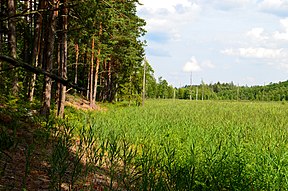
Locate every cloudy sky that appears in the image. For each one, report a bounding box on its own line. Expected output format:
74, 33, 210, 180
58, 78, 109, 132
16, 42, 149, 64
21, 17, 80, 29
137, 0, 288, 87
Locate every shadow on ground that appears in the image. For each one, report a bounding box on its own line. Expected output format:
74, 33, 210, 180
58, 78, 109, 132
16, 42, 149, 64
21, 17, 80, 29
0, 103, 107, 190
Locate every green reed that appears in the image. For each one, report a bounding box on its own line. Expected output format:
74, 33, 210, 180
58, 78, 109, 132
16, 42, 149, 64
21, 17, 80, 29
63, 100, 288, 190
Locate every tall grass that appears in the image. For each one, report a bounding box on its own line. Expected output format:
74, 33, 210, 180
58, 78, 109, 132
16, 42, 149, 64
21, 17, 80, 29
64, 100, 288, 190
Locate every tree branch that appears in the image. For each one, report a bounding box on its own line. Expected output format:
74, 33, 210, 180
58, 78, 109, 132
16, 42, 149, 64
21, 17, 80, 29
0, 66, 19, 73
0, 55, 86, 91
1, 3, 78, 22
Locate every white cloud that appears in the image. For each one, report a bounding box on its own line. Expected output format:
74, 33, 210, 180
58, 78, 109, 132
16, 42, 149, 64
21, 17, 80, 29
246, 27, 268, 41
258, 0, 288, 16
279, 17, 288, 29
138, 1, 201, 44
279, 63, 288, 70
259, 0, 287, 9
138, 1, 201, 28
245, 18, 288, 43
217, 0, 254, 7
222, 47, 288, 59
273, 18, 288, 40
144, 18, 168, 31
274, 32, 288, 40
183, 57, 202, 72
170, 29, 182, 41
138, 0, 195, 13
202, 60, 216, 69
137, 0, 288, 86
243, 76, 256, 84
198, 0, 258, 11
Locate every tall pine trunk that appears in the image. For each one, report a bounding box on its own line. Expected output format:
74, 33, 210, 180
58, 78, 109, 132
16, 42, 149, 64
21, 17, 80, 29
28, 0, 44, 101
0, 1, 3, 81
41, 0, 58, 117
22, 0, 32, 95
99, 58, 106, 101
89, 38, 94, 106
108, 59, 112, 102
57, 0, 68, 117
7, 0, 18, 96
92, 22, 102, 105
74, 43, 79, 84
23, 0, 29, 63
56, 40, 61, 103
85, 51, 90, 99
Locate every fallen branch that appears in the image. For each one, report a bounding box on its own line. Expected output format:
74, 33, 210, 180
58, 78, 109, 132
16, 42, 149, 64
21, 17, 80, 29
0, 66, 19, 73
0, 55, 86, 91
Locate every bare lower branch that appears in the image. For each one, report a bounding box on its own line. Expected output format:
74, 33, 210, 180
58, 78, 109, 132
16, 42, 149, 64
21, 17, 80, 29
0, 55, 86, 91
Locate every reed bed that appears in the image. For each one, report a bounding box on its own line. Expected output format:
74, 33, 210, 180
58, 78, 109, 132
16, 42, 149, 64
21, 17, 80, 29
63, 100, 288, 190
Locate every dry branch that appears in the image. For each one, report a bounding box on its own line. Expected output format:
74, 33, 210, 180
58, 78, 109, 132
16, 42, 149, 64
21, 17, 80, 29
0, 55, 86, 91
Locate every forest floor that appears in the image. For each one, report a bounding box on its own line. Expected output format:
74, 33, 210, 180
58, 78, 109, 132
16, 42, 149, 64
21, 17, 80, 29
0, 110, 51, 190
0, 96, 108, 190
65, 94, 107, 112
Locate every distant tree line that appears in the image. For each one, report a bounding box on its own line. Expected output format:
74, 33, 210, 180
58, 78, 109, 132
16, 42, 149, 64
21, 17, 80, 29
148, 80, 288, 101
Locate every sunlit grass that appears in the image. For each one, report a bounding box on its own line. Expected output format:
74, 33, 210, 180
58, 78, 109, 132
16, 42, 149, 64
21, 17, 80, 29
65, 99, 288, 190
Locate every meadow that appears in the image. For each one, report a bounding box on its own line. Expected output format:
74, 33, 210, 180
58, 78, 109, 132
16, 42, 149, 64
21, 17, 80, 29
62, 99, 288, 190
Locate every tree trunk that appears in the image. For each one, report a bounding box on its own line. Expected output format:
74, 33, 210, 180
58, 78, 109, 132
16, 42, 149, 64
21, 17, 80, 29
39, 2, 47, 72
107, 59, 112, 102
74, 43, 79, 84
57, 0, 68, 118
55, 39, 61, 103
23, 0, 30, 63
92, 22, 102, 104
7, 0, 18, 96
99, 58, 107, 101
28, 0, 44, 101
41, 0, 58, 117
89, 38, 94, 106
0, 0, 3, 78
84, 50, 91, 100
21, 0, 31, 95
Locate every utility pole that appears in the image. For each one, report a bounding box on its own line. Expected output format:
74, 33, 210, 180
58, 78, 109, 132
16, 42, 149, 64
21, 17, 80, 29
142, 58, 146, 106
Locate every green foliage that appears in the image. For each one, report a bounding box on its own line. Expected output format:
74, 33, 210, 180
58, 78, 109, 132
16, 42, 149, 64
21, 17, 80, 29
1, 0, 148, 112
176, 80, 288, 101
69, 0, 147, 102
2, 94, 288, 189
61, 100, 288, 190
144, 76, 175, 99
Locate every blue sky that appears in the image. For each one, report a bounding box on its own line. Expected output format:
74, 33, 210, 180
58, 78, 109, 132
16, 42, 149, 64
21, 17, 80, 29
137, 0, 288, 87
